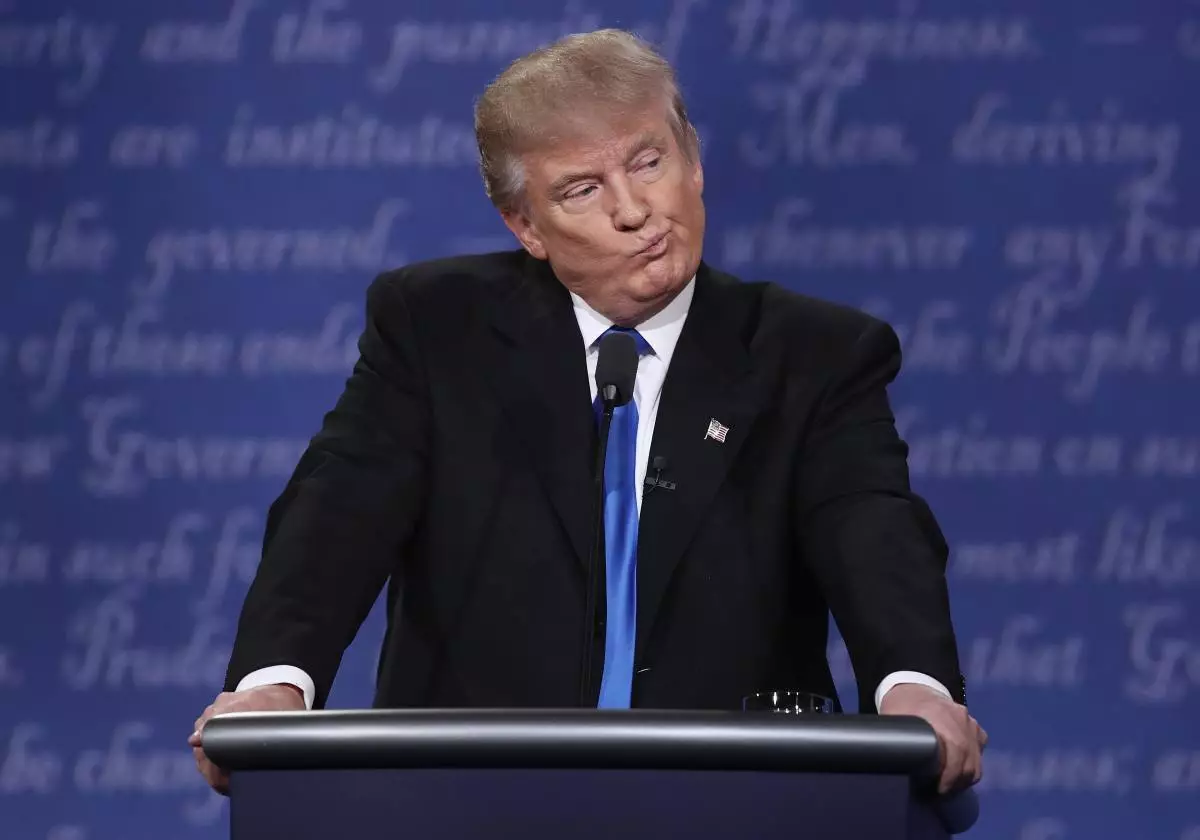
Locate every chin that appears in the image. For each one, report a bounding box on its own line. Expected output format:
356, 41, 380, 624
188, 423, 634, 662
635, 258, 688, 300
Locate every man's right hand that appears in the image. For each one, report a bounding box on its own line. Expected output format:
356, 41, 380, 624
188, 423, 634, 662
189, 684, 306, 795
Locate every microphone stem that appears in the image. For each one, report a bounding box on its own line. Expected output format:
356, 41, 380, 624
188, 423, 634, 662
580, 400, 615, 706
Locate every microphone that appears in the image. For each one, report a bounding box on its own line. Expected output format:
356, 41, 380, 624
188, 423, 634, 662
580, 331, 639, 706
594, 331, 637, 406
644, 455, 675, 493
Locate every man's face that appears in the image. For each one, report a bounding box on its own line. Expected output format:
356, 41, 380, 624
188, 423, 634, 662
502, 106, 705, 325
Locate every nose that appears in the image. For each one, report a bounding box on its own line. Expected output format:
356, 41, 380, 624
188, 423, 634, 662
607, 176, 649, 231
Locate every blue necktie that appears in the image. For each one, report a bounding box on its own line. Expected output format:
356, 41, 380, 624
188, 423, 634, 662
593, 326, 652, 709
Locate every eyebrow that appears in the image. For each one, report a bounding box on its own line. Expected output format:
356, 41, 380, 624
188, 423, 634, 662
546, 132, 666, 197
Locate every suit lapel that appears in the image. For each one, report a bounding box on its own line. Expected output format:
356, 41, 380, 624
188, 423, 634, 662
485, 254, 595, 570
636, 264, 764, 660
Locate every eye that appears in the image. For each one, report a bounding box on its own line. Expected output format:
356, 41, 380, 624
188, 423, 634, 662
565, 184, 597, 201
638, 154, 662, 170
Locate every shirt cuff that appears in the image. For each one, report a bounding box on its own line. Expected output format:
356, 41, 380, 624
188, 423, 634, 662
875, 671, 953, 711
236, 665, 315, 710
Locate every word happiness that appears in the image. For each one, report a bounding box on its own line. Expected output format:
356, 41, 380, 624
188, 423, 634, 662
6, 0, 1196, 109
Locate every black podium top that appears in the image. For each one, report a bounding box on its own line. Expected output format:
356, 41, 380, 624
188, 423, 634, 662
201, 708, 942, 777
203, 709, 979, 834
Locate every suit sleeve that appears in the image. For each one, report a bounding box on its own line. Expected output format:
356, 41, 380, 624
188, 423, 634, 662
795, 318, 965, 713
223, 271, 430, 709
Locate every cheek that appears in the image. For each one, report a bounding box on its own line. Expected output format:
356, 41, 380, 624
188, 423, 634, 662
560, 221, 621, 255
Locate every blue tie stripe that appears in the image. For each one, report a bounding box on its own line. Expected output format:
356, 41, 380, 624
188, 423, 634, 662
593, 326, 650, 708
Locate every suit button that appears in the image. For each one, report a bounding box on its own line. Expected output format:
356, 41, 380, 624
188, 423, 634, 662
635, 664, 651, 676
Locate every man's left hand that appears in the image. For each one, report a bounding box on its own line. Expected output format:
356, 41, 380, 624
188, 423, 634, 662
880, 683, 987, 794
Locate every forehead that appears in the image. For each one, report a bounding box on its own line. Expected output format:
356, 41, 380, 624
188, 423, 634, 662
524, 110, 674, 176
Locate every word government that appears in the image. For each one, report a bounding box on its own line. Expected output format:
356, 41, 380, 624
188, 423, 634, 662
1125, 602, 1198, 704
81, 396, 307, 498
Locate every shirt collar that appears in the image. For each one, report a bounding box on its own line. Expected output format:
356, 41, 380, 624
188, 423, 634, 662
570, 275, 695, 367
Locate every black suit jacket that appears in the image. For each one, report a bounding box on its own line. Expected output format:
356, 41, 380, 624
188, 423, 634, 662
224, 250, 965, 712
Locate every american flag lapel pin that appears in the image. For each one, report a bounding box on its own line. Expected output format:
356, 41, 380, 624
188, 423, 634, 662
704, 418, 729, 443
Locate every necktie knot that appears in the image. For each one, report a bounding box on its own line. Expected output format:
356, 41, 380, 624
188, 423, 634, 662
599, 326, 653, 358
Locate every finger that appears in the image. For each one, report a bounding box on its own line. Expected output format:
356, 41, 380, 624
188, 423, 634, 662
200, 757, 230, 795
210, 766, 231, 797
940, 741, 968, 794
962, 740, 980, 786
193, 705, 214, 732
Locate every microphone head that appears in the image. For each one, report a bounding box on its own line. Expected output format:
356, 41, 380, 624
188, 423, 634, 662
595, 331, 638, 407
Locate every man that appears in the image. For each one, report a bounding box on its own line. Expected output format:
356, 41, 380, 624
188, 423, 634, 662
192, 29, 986, 796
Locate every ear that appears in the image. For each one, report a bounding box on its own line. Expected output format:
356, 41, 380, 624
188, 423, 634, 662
690, 156, 704, 195
501, 207, 547, 260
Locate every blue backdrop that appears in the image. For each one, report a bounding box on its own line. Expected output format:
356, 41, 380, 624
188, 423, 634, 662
2, 1, 1198, 838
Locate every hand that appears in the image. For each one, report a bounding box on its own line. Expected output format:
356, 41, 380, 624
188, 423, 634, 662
879, 683, 987, 794
188, 684, 306, 795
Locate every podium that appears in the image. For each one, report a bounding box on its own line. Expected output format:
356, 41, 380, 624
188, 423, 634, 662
201, 709, 979, 839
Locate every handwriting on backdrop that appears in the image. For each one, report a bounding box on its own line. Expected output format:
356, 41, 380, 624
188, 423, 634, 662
0, 0, 709, 109
18, 197, 411, 296
3, 298, 364, 408
62, 585, 233, 692
0, 406, 311, 493
833, 604, 1198, 700
1018, 820, 1200, 840
0, 722, 224, 825
0, 508, 262, 603
958, 603, 1200, 703
952, 503, 1200, 586
726, 172, 1196, 278
894, 412, 1200, 479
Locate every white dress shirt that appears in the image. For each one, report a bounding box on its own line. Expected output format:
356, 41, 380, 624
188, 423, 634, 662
237, 276, 951, 710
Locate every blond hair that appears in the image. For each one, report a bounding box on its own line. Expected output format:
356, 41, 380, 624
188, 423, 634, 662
473, 29, 698, 210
